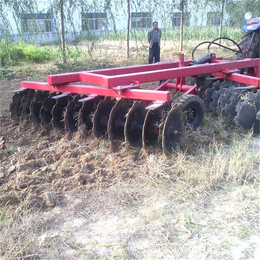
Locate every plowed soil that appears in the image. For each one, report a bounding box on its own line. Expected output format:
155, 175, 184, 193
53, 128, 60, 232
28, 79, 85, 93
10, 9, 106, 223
0, 65, 259, 259
0, 77, 146, 209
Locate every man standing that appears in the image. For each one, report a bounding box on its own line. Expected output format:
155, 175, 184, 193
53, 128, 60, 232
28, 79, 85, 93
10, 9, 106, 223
148, 21, 162, 64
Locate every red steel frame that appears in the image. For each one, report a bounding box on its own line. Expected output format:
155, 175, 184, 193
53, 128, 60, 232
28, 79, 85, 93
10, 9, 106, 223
21, 54, 260, 103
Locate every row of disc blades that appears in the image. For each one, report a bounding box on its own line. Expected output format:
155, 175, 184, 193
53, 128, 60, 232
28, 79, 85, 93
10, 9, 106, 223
10, 90, 184, 155
205, 80, 260, 134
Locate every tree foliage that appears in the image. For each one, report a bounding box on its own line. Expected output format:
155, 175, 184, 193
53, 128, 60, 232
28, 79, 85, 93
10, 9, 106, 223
0, 0, 258, 63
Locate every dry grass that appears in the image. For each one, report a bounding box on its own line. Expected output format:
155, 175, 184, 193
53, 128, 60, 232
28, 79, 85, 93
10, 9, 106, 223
1, 125, 259, 259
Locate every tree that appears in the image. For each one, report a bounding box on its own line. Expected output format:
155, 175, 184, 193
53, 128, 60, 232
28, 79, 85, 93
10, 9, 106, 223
0, 0, 37, 40
126, 0, 130, 59
218, 0, 225, 44
179, 0, 184, 51
170, 0, 191, 52
225, 0, 260, 26
60, 0, 66, 63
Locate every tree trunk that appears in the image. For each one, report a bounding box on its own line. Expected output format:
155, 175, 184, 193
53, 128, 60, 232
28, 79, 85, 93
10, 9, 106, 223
60, 0, 66, 63
179, 0, 184, 52
126, 0, 130, 59
218, 0, 225, 45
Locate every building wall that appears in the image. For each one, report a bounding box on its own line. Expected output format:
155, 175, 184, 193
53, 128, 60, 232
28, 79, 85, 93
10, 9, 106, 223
1, 0, 229, 44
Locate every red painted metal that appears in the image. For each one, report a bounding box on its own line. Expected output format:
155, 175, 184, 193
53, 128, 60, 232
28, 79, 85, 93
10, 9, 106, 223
20, 55, 260, 104
102, 59, 259, 88
212, 72, 260, 87
165, 82, 197, 92
47, 58, 259, 88
21, 81, 171, 102
47, 61, 193, 86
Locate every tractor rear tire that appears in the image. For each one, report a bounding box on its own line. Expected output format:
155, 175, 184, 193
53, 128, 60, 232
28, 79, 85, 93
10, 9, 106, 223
237, 31, 260, 59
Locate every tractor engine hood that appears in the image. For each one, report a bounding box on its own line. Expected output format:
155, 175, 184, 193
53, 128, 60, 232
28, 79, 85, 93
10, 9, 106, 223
242, 17, 260, 31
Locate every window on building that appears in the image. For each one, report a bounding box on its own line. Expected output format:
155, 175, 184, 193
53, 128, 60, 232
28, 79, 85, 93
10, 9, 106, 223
21, 13, 52, 33
207, 12, 220, 26
131, 12, 152, 29
172, 12, 190, 27
82, 13, 107, 31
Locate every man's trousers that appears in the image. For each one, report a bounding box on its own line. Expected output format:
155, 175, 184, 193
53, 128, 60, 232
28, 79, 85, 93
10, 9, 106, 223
148, 42, 160, 64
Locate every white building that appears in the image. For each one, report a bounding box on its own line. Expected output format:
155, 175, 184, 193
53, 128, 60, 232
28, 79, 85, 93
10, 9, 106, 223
2, 0, 228, 44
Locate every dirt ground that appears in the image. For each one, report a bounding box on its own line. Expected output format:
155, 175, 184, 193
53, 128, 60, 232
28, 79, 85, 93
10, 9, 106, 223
0, 42, 260, 259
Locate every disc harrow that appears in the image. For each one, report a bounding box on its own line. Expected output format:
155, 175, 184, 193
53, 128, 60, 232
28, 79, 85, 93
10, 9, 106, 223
10, 52, 260, 155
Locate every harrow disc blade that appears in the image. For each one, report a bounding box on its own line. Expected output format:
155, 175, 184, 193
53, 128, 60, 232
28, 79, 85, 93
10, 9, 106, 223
40, 93, 57, 127
142, 109, 163, 150
235, 91, 260, 134
204, 80, 221, 111
224, 88, 246, 125
29, 91, 49, 124
142, 102, 171, 150
10, 90, 30, 118
64, 95, 84, 133
217, 87, 234, 116
78, 97, 103, 132
93, 97, 116, 138
124, 101, 147, 147
108, 99, 132, 143
162, 104, 184, 156
175, 94, 205, 129
51, 95, 72, 129
20, 90, 37, 120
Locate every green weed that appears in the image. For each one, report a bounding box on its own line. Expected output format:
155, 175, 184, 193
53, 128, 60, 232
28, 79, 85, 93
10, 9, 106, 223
0, 207, 5, 222
220, 240, 230, 249
23, 44, 52, 63
8, 145, 18, 154
236, 225, 248, 240
0, 40, 25, 66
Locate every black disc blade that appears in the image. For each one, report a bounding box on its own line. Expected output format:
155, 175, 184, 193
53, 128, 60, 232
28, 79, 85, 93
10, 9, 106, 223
52, 95, 72, 129
40, 93, 57, 127
142, 108, 163, 149
93, 97, 116, 138
78, 97, 103, 132
235, 91, 260, 134
108, 99, 132, 142
20, 90, 36, 120
124, 101, 147, 147
10, 90, 30, 118
162, 104, 184, 156
142, 102, 172, 150
29, 91, 49, 124
64, 95, 84, 133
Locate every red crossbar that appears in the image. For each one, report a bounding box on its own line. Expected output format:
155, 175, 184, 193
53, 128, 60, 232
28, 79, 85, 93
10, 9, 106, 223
21, 81, 171, 102
212, 72, 260, 87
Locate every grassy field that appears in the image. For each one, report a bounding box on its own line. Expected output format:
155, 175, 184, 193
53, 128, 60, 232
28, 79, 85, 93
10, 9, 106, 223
0, 26, 243, 69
